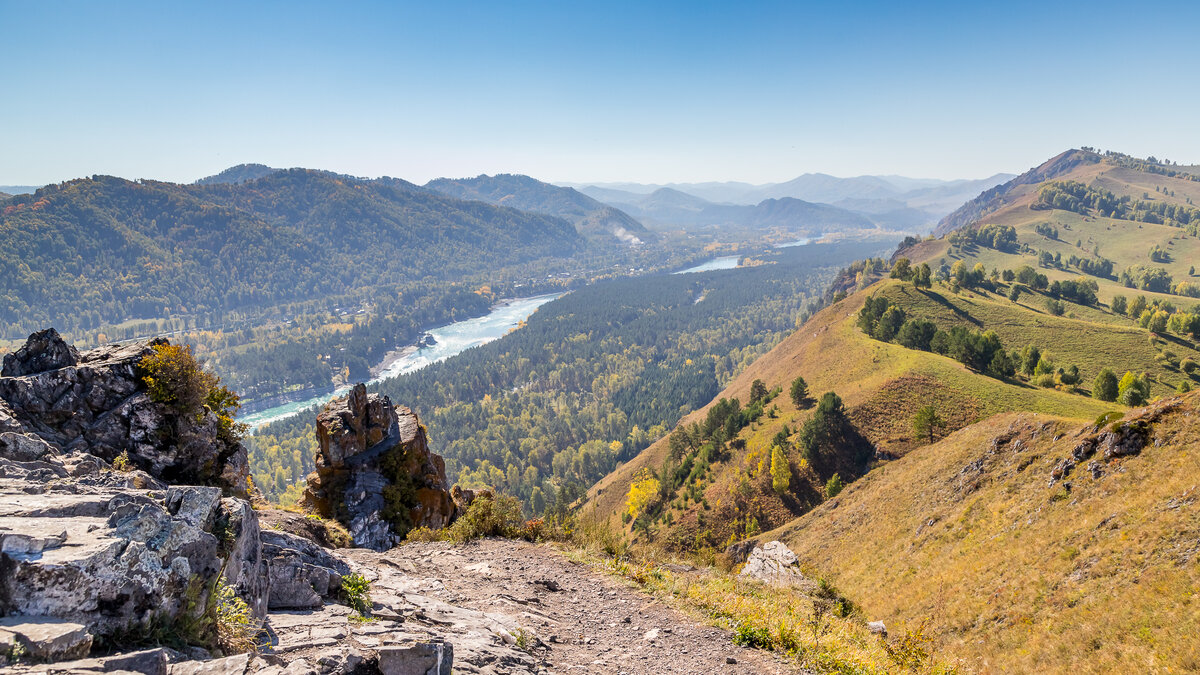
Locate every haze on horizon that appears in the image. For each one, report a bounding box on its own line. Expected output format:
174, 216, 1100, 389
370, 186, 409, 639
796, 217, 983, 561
2, 0, 1198, 187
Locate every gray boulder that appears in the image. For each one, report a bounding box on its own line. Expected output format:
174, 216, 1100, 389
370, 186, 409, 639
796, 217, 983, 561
738, 541, 816, 590
0, 481, 268, 642
0, 616, 93, 662
262, 530, 350, 610
1, 328, 80, 377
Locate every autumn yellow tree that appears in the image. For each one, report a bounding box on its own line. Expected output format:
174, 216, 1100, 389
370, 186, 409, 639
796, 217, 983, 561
625, 469, 660, 520
770, 445, 790, 495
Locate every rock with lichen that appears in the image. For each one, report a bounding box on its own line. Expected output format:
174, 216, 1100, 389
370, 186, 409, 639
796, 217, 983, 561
301, 383, 457, 551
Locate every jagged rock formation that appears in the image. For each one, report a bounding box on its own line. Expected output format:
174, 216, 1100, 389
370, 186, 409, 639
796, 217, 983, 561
302, 384, 457, 551
0, 329, 248, 495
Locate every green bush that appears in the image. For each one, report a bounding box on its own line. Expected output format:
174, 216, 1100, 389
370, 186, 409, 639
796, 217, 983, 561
447, 492, 526, 542
340, 573, 372, 617
825, 473, 844, 499
732, 623, 775, 649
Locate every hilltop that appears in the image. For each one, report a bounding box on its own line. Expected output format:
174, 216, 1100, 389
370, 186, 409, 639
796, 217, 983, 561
194, 163, 280, 185
425, 173, 654, 244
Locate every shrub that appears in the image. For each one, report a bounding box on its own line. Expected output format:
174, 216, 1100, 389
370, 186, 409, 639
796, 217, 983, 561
215, 580, 257, 654
140, 343, 215, 414
1093, 368, 1119, 402
112, 450, 133, 472
1034, 374, 1057, 388
340, 573, 372, 617
139, 342, 246, 444
732, 623, 775, 649
825, 473, 844, 499
447, 492, 526, 542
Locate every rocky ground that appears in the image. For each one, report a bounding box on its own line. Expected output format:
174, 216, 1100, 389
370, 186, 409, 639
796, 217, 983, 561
0, 330, 805, 674
266, 537, 798, 674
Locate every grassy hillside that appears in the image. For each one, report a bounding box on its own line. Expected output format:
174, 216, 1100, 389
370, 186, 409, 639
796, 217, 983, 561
585, 281, 1115, 552
587, 149, 1200, 557
767, 392, 1200, 673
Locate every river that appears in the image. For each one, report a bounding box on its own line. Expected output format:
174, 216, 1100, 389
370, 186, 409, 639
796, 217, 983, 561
672, 237, 810, 274
672, 255, 740, 274
239, 293, 562, 429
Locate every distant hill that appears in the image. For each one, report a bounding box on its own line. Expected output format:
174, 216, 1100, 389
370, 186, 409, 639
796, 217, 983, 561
425, 173, 653, 244
583, 186, 874, 234
0, 170, 582, 336
698, 196, 875, 231
195, 163, 280, 185
0, 185, 40, 196
573, 172, 1013, 231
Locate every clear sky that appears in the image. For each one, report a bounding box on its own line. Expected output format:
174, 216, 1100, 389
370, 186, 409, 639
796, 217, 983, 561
2, 0, 1198, 186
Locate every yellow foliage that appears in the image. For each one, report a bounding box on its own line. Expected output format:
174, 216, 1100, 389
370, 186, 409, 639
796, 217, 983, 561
626, 471, 660, 520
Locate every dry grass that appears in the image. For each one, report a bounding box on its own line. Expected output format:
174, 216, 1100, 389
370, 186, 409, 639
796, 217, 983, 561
769, 391, 1200, 674
560, 530, 964, 674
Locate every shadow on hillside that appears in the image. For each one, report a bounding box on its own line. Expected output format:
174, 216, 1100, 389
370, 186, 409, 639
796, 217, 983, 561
920, 289, 983, 327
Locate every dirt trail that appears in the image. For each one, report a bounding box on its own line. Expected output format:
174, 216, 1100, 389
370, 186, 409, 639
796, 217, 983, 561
342, 538, 799, 674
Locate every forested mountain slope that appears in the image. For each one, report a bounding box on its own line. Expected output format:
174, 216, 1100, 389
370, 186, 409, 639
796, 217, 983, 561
425, 173, 653, 244
0, 170, 582, 336
248, 241, 886, 505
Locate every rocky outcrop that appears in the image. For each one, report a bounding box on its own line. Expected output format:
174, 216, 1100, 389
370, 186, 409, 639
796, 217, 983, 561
1, 329, 80, 377
737, 541, 816, 590
0, 477, 269, 640
302, 384, 457, 551
0, 330, 248, 495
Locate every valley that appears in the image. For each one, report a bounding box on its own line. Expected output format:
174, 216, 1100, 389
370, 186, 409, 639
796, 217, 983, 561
3, 148, 1199, 674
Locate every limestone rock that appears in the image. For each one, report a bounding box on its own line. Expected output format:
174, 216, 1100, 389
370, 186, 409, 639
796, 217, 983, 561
0, 616, 92, 662
867, 620, 887, 637
0, 332, 249, 495
738, 541, 815, 589
21, 647, 174, 674
1, 328, 80, 377
301, 384, 456, 551
377, 641, 453, 675
0, 481, 267, 640
262, 530, 350, 610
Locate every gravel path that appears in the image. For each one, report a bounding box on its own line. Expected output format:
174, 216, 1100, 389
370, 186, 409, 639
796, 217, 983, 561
346, 538, 799, 674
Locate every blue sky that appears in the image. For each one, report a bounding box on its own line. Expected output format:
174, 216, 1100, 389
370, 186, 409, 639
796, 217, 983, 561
2, 0, 1198, 185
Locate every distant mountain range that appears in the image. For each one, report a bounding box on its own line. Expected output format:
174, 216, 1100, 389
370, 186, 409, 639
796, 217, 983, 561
424, 173, 654, 245
569, 172, 1014, 231
599, 188, 874, 233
